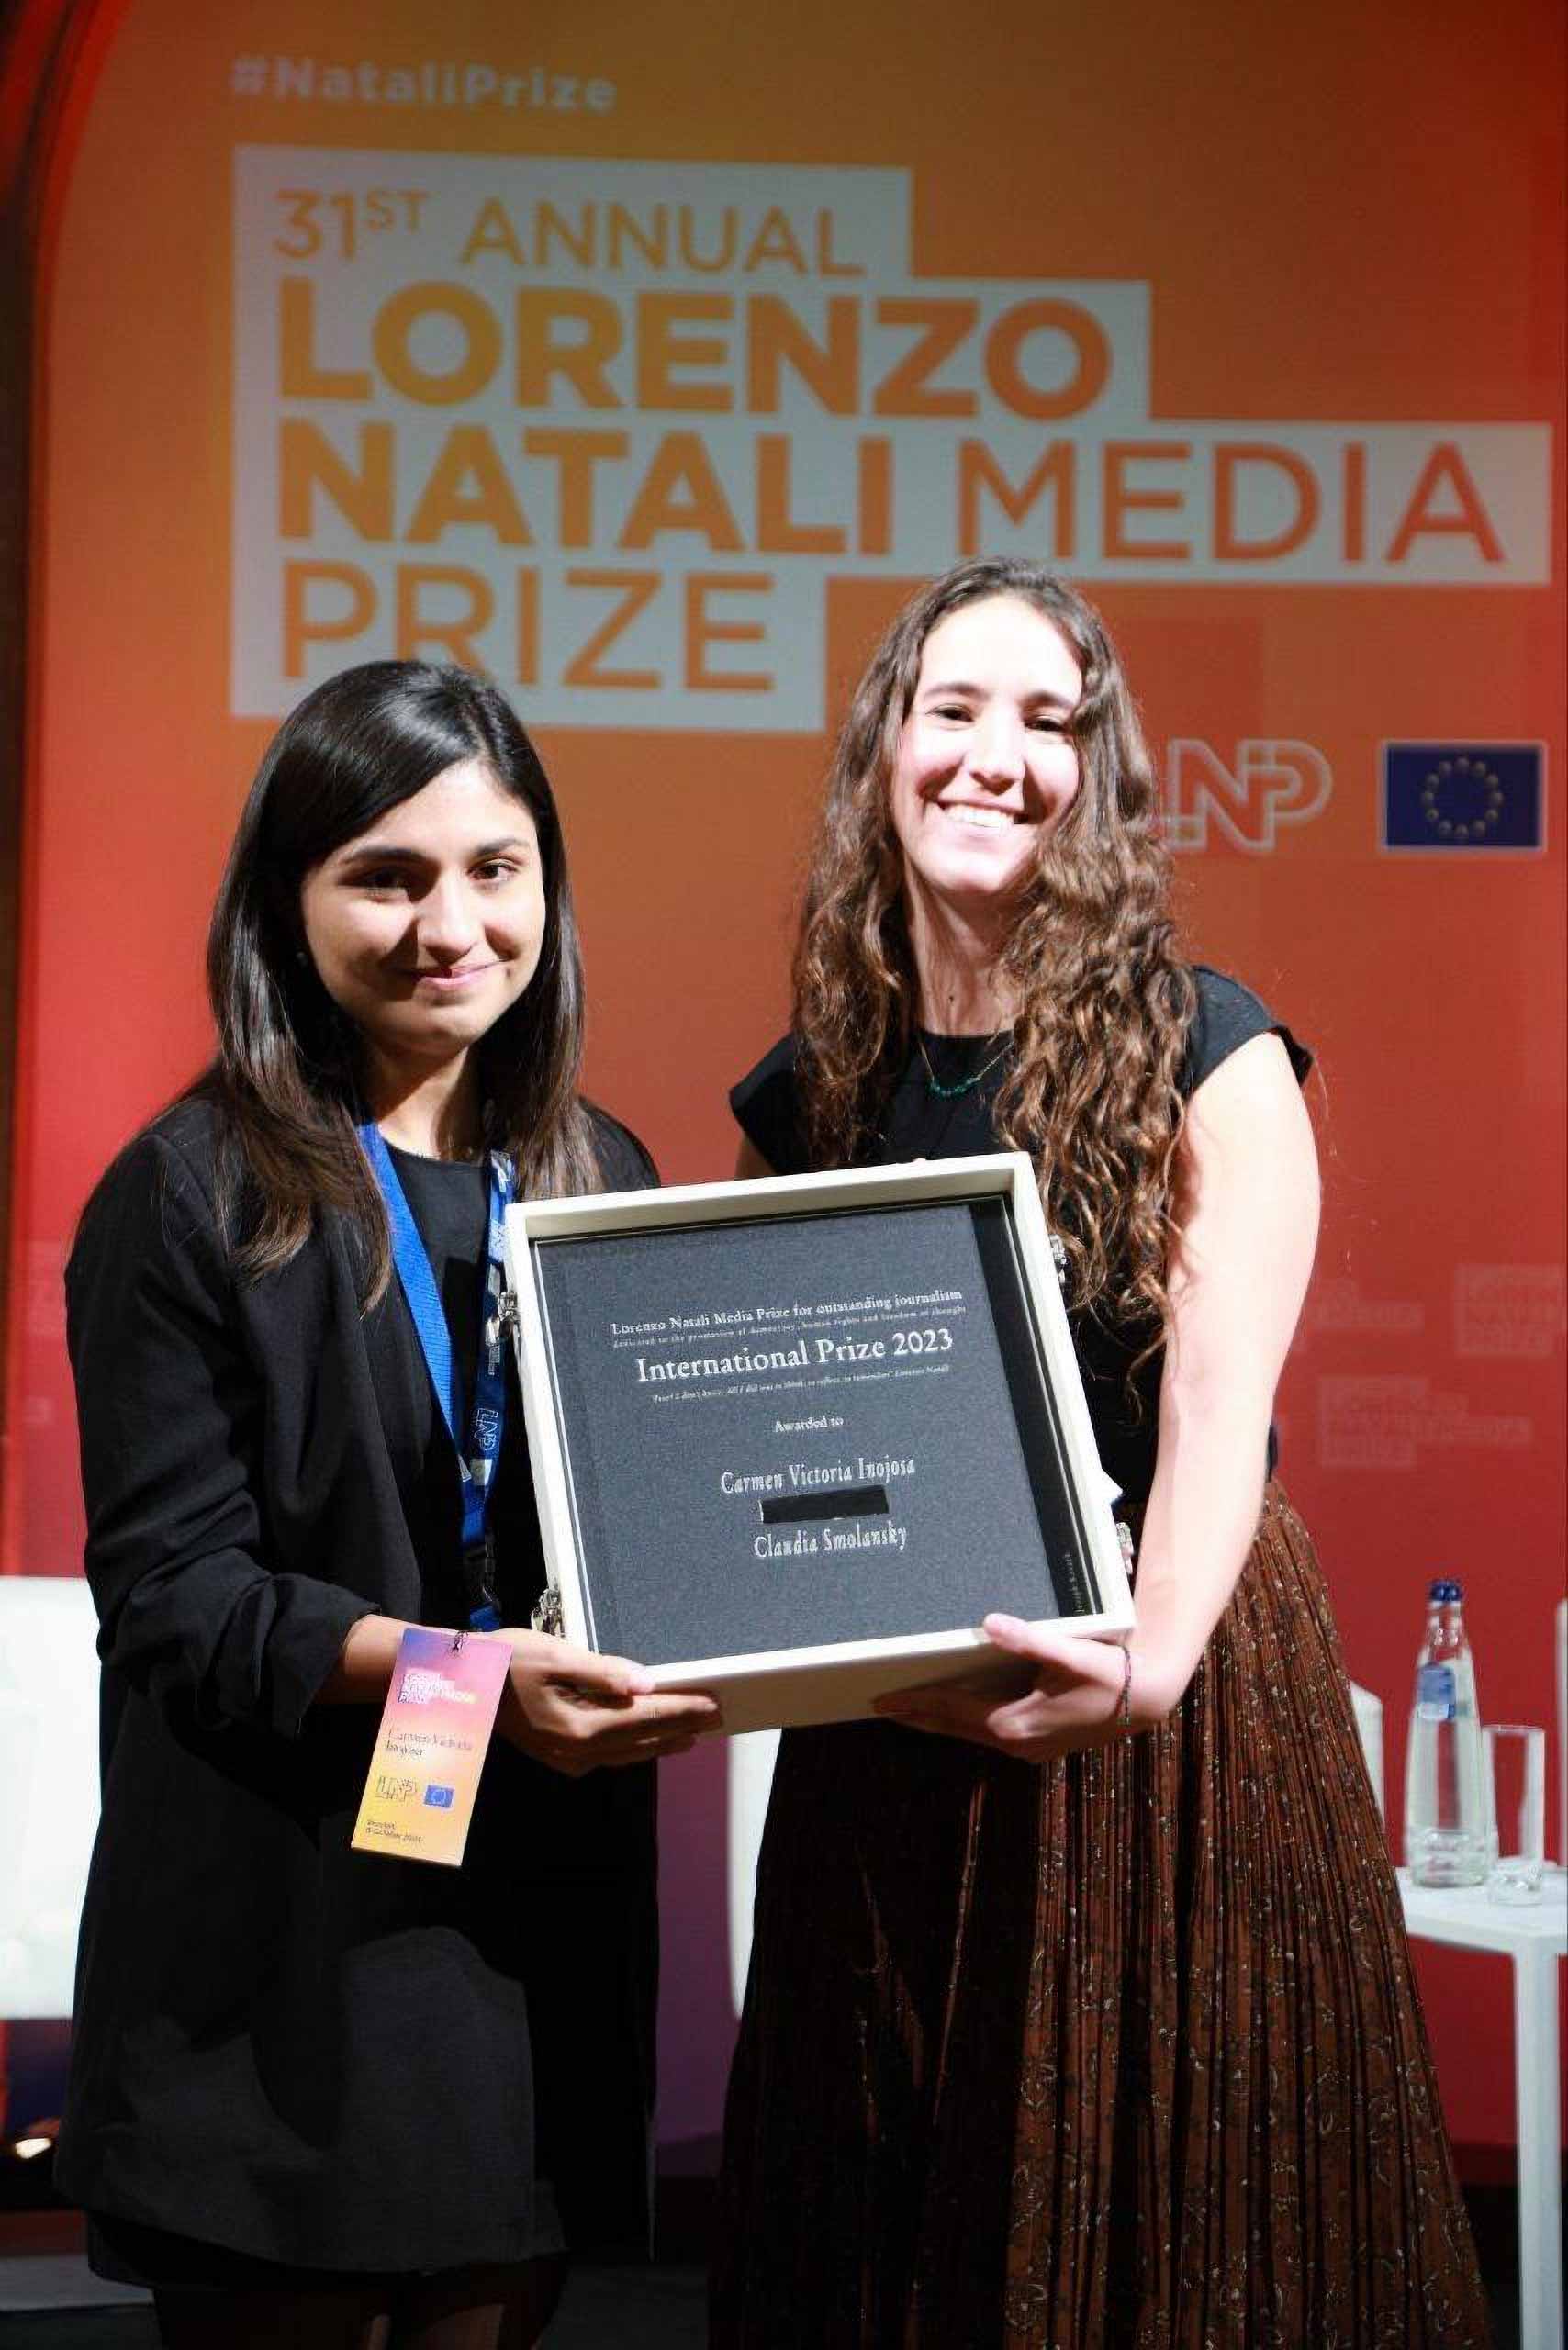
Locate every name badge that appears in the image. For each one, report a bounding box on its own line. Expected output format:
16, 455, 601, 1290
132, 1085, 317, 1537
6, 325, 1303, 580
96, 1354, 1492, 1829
351, 1627, 511, 1866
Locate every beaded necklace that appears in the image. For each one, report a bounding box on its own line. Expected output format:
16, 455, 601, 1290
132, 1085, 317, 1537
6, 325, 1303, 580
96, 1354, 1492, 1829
914, 1029, 1013, 1101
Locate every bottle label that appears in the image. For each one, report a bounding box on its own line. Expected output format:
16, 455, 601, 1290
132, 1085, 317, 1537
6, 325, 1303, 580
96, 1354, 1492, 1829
1417, 1664, 1456, 1722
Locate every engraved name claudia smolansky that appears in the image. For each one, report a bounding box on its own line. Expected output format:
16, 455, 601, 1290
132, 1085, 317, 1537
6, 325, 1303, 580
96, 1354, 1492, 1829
754, 1522, 909, 1559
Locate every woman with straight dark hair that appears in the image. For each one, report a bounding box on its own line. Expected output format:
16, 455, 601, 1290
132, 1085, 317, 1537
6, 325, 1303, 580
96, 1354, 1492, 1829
711, 563, 1491, 2346
58, 661, 717, 2348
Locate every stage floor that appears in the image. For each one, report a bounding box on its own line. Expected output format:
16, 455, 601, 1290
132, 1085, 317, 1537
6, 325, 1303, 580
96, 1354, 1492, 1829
0, 2264, 707, 2348
0, 2195, 1525, 2348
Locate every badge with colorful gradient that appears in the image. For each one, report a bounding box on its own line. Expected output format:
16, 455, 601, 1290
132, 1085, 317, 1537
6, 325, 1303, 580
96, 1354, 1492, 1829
351, 1627, 512, 1865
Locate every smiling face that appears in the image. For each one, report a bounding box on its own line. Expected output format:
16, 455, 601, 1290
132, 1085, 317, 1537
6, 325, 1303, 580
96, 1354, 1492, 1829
298, 756, 546, 1083
889, 594, 1083, 927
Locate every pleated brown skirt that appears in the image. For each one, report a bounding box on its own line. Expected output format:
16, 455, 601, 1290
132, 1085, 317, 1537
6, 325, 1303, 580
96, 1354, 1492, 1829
711, 1487, 1492, 2348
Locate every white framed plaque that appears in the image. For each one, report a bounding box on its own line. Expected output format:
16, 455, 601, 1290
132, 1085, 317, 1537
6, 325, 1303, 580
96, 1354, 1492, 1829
502, 1154, 1134, 1733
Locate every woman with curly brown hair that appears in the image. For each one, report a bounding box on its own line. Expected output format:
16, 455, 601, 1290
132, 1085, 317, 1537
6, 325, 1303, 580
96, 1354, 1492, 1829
711, 561, 1490, 2347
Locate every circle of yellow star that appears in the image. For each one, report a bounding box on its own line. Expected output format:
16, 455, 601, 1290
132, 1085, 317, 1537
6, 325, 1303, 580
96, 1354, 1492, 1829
1419, 755, 1505, 839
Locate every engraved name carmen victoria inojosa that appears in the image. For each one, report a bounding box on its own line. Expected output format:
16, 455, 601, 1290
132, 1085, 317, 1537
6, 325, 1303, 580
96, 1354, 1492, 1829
722, 1451, 917, 1560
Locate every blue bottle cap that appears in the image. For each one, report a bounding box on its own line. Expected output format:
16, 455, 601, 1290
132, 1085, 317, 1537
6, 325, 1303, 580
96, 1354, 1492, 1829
1428, 1577, 1463, 1603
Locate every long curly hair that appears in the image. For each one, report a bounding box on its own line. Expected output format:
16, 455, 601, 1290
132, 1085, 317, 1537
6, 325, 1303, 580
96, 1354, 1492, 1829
794, 557, 1194, 1335
201, 659, 603, 1298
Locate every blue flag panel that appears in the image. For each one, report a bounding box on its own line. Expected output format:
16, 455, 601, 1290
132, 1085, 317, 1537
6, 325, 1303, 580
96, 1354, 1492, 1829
1382, 744, 1544, 851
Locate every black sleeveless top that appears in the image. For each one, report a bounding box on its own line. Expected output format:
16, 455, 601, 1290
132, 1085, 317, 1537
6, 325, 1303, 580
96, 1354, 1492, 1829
731, 966, 1311, 1511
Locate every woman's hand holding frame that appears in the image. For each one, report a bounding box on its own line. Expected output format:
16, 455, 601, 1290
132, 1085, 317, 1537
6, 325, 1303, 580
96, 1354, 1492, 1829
498, 1630, 722, 1774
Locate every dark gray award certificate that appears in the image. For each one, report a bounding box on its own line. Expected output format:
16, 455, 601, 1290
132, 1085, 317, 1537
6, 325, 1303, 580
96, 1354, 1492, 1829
526, 1187, 1105, 1668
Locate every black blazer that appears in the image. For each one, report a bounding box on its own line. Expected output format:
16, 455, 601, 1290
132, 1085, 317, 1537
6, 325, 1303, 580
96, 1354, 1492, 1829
56, 1094, 658, 2273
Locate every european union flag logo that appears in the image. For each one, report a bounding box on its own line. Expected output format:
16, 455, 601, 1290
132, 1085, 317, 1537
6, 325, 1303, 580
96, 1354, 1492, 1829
1382, 744, 1544, 852
423, 1785, 454, 1809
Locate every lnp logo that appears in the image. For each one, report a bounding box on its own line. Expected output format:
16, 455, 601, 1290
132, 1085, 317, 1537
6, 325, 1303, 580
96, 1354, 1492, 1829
1380, 744, 1544, 852
1163, 739, 1331, 854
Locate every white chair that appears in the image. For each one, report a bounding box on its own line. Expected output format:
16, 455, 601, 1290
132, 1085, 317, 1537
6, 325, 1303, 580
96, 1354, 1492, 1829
726, 1686, 1387, 2016
0, 1576, 101, 2020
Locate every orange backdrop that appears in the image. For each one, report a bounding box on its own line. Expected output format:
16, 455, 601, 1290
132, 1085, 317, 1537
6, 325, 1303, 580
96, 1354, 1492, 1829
5, 0, 1563, 2159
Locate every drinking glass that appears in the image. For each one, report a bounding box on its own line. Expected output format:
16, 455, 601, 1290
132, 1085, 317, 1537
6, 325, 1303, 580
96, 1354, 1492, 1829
1484, 1723, 1545, 1903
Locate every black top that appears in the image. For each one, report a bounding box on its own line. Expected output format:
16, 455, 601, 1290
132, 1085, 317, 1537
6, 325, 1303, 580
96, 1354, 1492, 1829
380, 1141, 556, 1630
58, 1096, 659, 2277
731, 966, 1311, 1509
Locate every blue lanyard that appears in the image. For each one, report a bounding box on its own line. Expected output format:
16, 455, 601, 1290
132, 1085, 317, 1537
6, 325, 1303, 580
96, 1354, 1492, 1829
358, 1124, 514, 1632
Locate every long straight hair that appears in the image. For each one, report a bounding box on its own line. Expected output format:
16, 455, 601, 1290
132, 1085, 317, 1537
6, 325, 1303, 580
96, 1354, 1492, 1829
201, 660, 601, 1296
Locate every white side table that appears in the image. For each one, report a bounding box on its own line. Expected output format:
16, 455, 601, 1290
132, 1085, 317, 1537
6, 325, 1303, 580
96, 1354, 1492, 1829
1398, 1866, 1567, 2350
